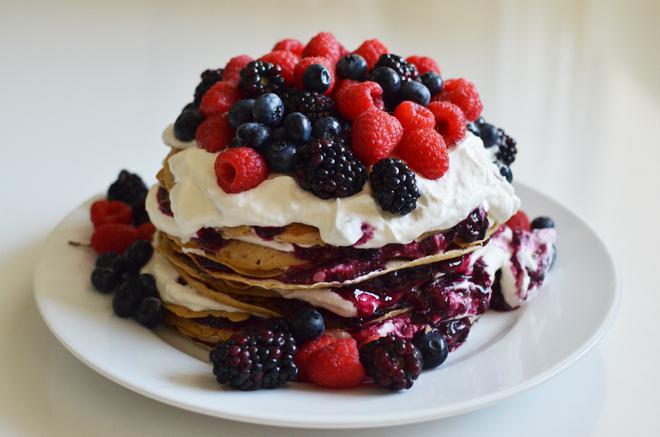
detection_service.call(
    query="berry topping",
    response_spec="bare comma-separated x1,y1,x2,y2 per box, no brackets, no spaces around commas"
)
302,63,332,94
369,67,401,101
90,200,132,228
209,329,298,390
412,330,448,370
399,80,431,106
353,39,388,69
393,101,435,130
261,139,298,173
294,57,335,95
259,50,300,85
295,334,339,382
427,101,467,147
222,55,254,84
369,158,421,215
421,72,443,96
173,106,204,142
506,210,531,231
199,81,241,117
351,110,403,166
295,137,367,199
91,223,139,254
307,337,366,389
214,147,268,193
195,113,234,153
336,54,368,81
312,116,342,140
405,55,441,75
302,32,342,63
123,240,154,270
91,267,120,294
107,170,147,213
283,112,312,144
495,129,518,166
252,93,284,126
434,78,482,122
282,90,336,122
531,216,555,229
136,297,162,328
375,54,419,81
227,99,255,129
238,60,285,98
193,68,224,106
454,207,488,242
359,335,423,390
396,128,449,179
234,122,271,150
290,307,325,343
272,38,304,57
336,81,384,121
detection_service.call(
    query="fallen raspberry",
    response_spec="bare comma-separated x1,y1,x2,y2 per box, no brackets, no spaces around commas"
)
336,81,384,121
259,50,300,85
396,128,449,179
406,55,441,75
195,113,234,152
295,335,339,382
136,222,156,241
353,39,388,69
433,78,482,122
91,223,138,254
506,210,531,231
302,31,342,63
293,57,335,95
214,147,268,193
272,38,304,57
222,55,254,83
427,101,466,147
351,110,403,166
90,200,132,228
307,337,366,389
393,101,435,130
199,81,241,117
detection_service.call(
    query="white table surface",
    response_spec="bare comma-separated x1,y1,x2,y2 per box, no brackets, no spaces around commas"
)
1,0,658,435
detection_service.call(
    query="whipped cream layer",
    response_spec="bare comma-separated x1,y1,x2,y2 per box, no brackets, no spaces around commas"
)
151,129,520,248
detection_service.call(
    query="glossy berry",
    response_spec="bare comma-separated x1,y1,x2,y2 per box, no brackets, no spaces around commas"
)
107,170,147,212
227,99,255,129
294,57,335,95
312,116,342,139
193,68,223,106
421,72,443,96
195,113,234,152
173,106,204,141
238,60,285,97
406,55,441,75
454,207,488,243
359,335,423,390
495,129,518,166
123,240,153,269
234,122,271,150
336,54,368,80
90,200,132,228
199,81,241,116
307,337,366,389
412,330,449,370
290,307,325,343
302,64,331,93
272,38,304,57
351,110,403,166
282,90,336,122
136,297,162,328
393,101,435,130
531,216,555,229
252,93,284,126
499,164,513,183
478,122,500,147
370,67,401,99
399,80,431,106
261,139,298,173
91,267,119,294
353,39,388,69
427,101,467,147
259,50,300,85
222,55,254,84
112,276,145,318
375,54,419,81
434,78,482,122
214,147,268,193
302,32,342,63
369,158,421,215
336,81,384,121
396,128,449,179
507,210,531,231
91,224,139,254
283,112,312,144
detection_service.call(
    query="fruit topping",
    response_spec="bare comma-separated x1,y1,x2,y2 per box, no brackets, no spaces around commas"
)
283,112,312,144
193,68,224,106
290,307,325,343
259,50,300,85
272,38,304,57
434,78,482,122
369,158,420,215
261,139,298,173
302,63,332,94
307,337,366,389
359,335,423,390
239,60,286,97
252,92,285,126
199,81,241,117
393,101,435,130
353,39,388,69
311,116,342,140
302,32,342,63
195,113,234,152
336,81,384,121
282,90,336,122
234,122,271,150
336,54,368,81
351,110,403,166
395,128,448,179
375,54,419,81
412,330,449,370
399,80,431,106
420,72,444,96
173,105,204,141
214,147,269,193
227,99,255,129
293,57,335,95
427,101,466,148
222,55,254,84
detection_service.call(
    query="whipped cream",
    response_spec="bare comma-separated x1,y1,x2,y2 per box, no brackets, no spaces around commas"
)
147,131,520,248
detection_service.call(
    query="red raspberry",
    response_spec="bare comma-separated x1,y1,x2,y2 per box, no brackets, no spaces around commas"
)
433,78,483,122
393,101,435,130
353,39,388,69
272,38,304,57
259,50,300,85
199,81,240,117
136,222,156,241
406,55,441,75
293,56,335,95
396,128,449,179
336,81,384,121
90,200,132,228
506,210,531,231
222,55,253,83
302,31,342,63
91,223,138,254
307,338,366,389
214,147,268,193
351,110,403,166
195,113,233,152
427,101,467,148
295,335,339,382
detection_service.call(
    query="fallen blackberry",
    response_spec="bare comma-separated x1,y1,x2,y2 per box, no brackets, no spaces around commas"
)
282,90,336,122
193,68,224,106
294,138,367,199
495,129,518,165
107,170,148,222
369,158,420,215
209,329,298,390
359,335,423,390
374,54,419,81
238,61,285,97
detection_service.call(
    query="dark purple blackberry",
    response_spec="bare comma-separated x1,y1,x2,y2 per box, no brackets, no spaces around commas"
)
282,90,336,122
453,207,488,243
107,170,148,225
294,138,367,199
238,61,285,97
369,158,420,215
193,68,223,106
209,329,298,390
495,128,517,165
136,297,162,328
359,335,423,390
374,54,419,81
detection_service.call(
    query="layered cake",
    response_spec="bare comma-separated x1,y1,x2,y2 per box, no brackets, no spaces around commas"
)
87,33,557,391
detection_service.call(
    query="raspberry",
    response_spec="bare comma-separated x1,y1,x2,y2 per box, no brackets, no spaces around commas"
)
302,31,342,63
294,57,335,95
222,55,254,83
427,101,467,147
506,210,531,231
359,335,423,390
295,335,339,382
396,128,449,179
406,55,441,75
433,78,483,122
307,337,366,389
195,113,233,152
351,110,403,166
199,81,241,117
272,38,304,57
90,200,132,227
214,147,268,193
259,50,300,85
91,223,138,254
393,101,435,130
353,39,388,69
336,81,384,121
136,222,156,241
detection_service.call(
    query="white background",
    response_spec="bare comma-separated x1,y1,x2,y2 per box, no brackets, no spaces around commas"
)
1,0,658,435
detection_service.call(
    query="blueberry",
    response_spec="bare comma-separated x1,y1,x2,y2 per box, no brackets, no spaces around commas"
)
531,216,555,229
262,139,298,173
252,93,284,126
136,297,162,328
312,116,342,139
95,252,127,271
112,277,144,318
271,126,287,141
421,72,443,96
91,267,119,294
227,99,255,129
290,307,325,342
466,122,480,136
400,80,430,106
413,330,448,370
283,112,312,144
370,66,401,98
479,123,499,147
235,122,271,149
336,54,368,81
123,240,153,270
499,164,513,183
138,273,159,298
173,106,204,142
303,64,331,94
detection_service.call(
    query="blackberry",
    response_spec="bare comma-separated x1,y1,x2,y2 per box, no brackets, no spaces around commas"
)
495,129,518,165
294,138,367,199
107,170,148,218
282,90,336,122
123,240,153,269
359,335,423,390
193,68,223,106
238,61,285,98
209,329,298,390
374,54,419,81
369,158,420,215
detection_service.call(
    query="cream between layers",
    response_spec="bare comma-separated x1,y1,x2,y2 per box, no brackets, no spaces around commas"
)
150,130,520,248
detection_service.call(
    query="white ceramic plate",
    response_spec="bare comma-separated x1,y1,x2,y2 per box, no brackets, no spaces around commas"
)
33,183,620,429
